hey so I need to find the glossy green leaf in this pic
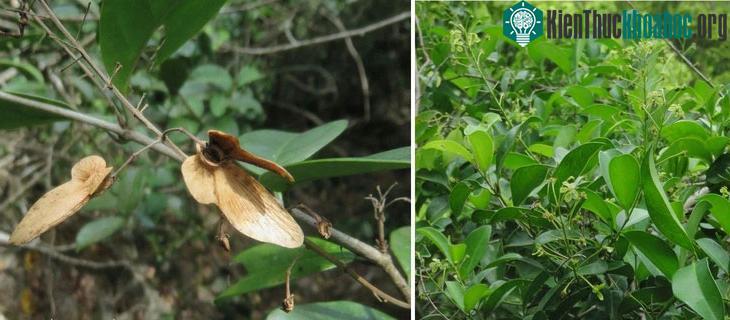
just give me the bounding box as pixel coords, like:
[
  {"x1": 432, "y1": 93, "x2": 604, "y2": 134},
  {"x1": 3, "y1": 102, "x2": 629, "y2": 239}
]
[
  {"x1": 459, "y1": 226, "x2": 491, "y2": 278},
  {"x1": 658, "y1": 137, "x2": 711, "y2": 163},
  {"x1": 641, "y1": 146, "x2": 693, "y2": 249},
  {"x1": 266, "y1": 301, "x2": 395, "y2": 320},
  {"x1": 422, "y1": 139, "x2": 474, "y2": 163},
  {"x1": 75, "y1": 217, "x2": 125, "y2": 251},
  {"x1": 661, "y1": 120, "x2": 709, "y2": 142},
  {"x1": 503, "y1": 152, "x2": 538, "y2": 170},
  {"x1": 672, "y1": 259, "x2": 725, "y2": 320},
  {"x1": 567, "y1": 86, "x2": 594, "y2": 107},
  {"x1": 389, "y1": 227, "x2": 410, "y2": 280},
  {"x1": 623, "y1": 231, "x2": 678, "y2": 278},
  {"x1": 608, "y1": 154, "x2": 640, "y2": 209},
  {"x1": 697, "y1": 194, "x2": 730, "y2": 235},
  {"x1": 510, "y1": 164, "x2": 549, "y2": 205},
  {"x1": 450, "y1": 243, "x2": 467, "y2": 264},
  {"x1": 464, "y1": 284, "x2": 490, "y2": 312},
  {"x1": 467, "y1": 130, "x2": 494, "y2": 173},
  {"x1": 417, "y1": 227, "x2": 453, "y2": 263},
  {"x1": 218, "y1": 237, "x2": 353, "y2": 300},
  {"x1": 239, "y1": 120, "x2": 348, "y2": 168},
  {"x1": 258, "y1": 147, "x2": 409, "y2": 192},
  {"x1": 99, "y1": 0, "x2": 227, "y2": 90},
  {"x1": 449, "y1": 182, "x2": 470, "y2": 217},
  {"x1": 552, "y1": 142, "x2": 605, "y2": 199},
  {"x1": 482, "y1": 280, "x2": 526, "y2": 313},
  {"x1": 445, "y1": 281, "x2": 465, "y2": 311},
  {"x1": 696, "y1": 238, "x2": 730, "y2": 273},
  {"x1": 468, "y1": 189, "x2": 492, "y2": 210}
]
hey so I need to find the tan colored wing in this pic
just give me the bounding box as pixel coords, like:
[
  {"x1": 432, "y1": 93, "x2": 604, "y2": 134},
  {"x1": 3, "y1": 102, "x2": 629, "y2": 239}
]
[
  {"x1": 213, "y1": 162, "x2": 303, "y2": 248},
  {"x1": 181, "y1": 155, "x2": 217, "y2": 204},
  {"x1": 9, "y1": 180, "x2": 90, "y2": 244}
]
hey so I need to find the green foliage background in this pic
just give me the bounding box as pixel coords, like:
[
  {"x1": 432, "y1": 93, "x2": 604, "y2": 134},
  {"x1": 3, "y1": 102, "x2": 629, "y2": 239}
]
[
  {"x1": 0, "y1": 0, "x2": 409, "y2": 318},
  {"x1": 416, "y1": 1, "x2": 730, "y2": 319}
]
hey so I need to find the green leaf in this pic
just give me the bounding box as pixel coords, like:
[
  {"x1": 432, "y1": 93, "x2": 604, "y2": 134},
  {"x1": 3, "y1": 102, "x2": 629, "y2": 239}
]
[
  {"x1": 75, "y1": 217, "x2": 125, "y2": 251},
  {"x1": 697, "y1": 238, "x2": 730, "y2": 274},
  {"x1": 0, "y1": 91, "x2": 69, "y2": 129},
  {"x1": 417, "y1": 227, "x2": 453, "y2": 263},
  {"x1": 608, "y1": 154, "x2": 640, "y2": 209},
  {"x1": 482, "y1": 280, "x2": 526, "y2": 313},
  {"x1": 551, "y1": 142, "x2": 605, "y2": 199},
  {"x1": 641, "y1": 146, "x2": 693, "y2": 250},
  {"x1": 623, "y1": 231, "x2": 679, "y2": 278},
  {"x1": 459, "y1": 226, "x2": 491, "y2": 279},
  {"x1": 464, "y1": 284, "x2": 490, "y2": 312},
  {"x1": 239, "y1": 120, "x2": 348, "y2": 167},
  {"x1": 389, "y1": 227, "x2": 410, "y2": 280},
  {"x1": 258, "y1": 147, "x2": 409, "y2": 192},
  {"x1": 467, "y1": 130, "x2": 494, "y2": 173},
  {"x1": 528, "y1": 143, "x2": 554, "y2": 158},
  {"x1": 115, "y1": 167, "x2": 148, "y2": 214},
  {"x1": 218, "y1": 237, "x2": 353, "y2": 300},
  {"x1": 450, "y1": 243, "x2": 467, "y2": 264},
  {"x1": 503, "y1": 152, "x2": 538, "y2": 170},
  {"x1": 265, "y1": 301, "x2": 395, "y2": 320},
  {"x1": 528, "y1": 41, "x2": 574, "y2": 73},
  {"x1": 510, "y1": 164, "x2": 549, "y2": 205},
  {"x1": 445, "y1": 281, "x2": 465, "y2": 311},
  {"x1": 468, "y1": 189, "x2": 492, "y2": 210},
  {"x1": 697, "y1": 194, "x2": 730, "y2": 235},
  {"x1": 237, "y1": 66, "x2": 264, "y2": 87},
  {"x1": 154, "y1": 1, "x2": 227, "y2": 64},
  {"x1": 99, "y1": 0, "x2": 227, "y2": 90},
  {"x1": 449, "y1": 182, "x2": 470, "y2": 217},
  {"x1": 658, "y1": 137, "x2": 711, "y2": 163},
  {"x1": 672, "y1": 259, "x2": 725, "y2": 320},
  {"x1": 188, "y1": 64, "x2": 233, "y2": 91},
  {"x1": 422, "y1": 139, "x2": 474, "y2": 163},
  {"x1": 661, "y1": 120, "x2": 709, "y2": 143},
  {"x1": 567, "y1": 86, "x2": 594, "y2": 107},
  {"x1": 554, "y1": 142, "x2": 604, "y2": 183}
]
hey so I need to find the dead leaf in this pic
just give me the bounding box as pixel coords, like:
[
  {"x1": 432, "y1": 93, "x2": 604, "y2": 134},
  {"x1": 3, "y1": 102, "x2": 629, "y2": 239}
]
[{"x1": 9, "y1": 155, "x2": 113, "y2": 244}]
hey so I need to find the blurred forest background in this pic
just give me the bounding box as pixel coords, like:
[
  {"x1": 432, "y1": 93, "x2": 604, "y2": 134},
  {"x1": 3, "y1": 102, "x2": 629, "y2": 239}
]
[{"x1": 0, "y1": 0, "x2": 410, "y2": 319}]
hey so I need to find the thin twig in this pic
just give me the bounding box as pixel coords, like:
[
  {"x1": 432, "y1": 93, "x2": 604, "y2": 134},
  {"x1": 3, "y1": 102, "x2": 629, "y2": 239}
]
[
  {"x1": 282, "y1": 256, "x2": 299, "y2": 312},
  {"x1": 0, "y1": 91, "x2": 182, "y2": 160},
  {"x1": 303, "y1": 238, "x2": 409, "y2": 309},
  {"x1": 325, "y1": 13, "x2": 371, "y2": 121},
  {"x1": 365, "y1": 184, "x2": 408, "y2": 254},
  {"x1": 231, "y1": 11, "x2": 409, "y2": 55},
  {"x1": 291, "y1": 207, "x2": 410, "y2": 302},
  {"x1": 35, "y1": 0, "x2": 188, "y2": 158},
  {"x1": 221, "y1": 0, "x2": 278, "y2": 14}
]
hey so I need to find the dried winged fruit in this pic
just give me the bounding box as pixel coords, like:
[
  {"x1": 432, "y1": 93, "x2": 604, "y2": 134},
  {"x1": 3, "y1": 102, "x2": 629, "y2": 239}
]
[
  {"x1": 10, "y1": 155, "x2": 113, "y2": 245},
  {"x1": 181, "y1": 130, "x2": 303, "y2": 248}
]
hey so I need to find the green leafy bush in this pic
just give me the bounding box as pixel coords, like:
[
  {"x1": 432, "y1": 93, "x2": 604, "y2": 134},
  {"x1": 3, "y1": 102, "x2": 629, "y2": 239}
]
[
  {"x1": 416, "y1": 2, "x2": 730, "y2": 319},
  {"x1": 1, "y1": 0, "x2": 409, "y2": 318}
]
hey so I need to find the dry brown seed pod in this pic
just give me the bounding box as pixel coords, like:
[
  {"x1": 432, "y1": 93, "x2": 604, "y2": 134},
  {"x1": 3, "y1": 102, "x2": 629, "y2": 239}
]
[
  {"x1": 9, "y1": 155, "x2": 113, "y2": 245},
  {"x1": 181, "y1": 130, "x2": 303, "y2": 248}
]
